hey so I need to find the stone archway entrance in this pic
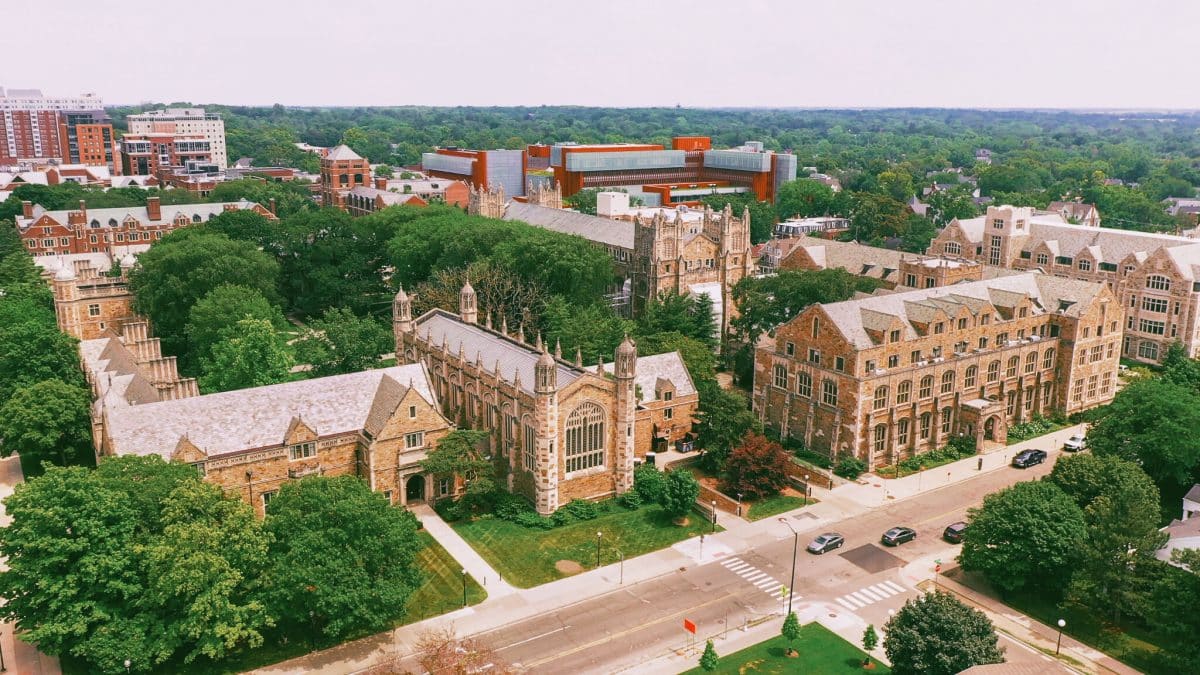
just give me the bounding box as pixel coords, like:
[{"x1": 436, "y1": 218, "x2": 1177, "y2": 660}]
[
  {"x1": 983, "y1": 416, "x2": 998, "y2": 441},
  {"x1": 405, "y1": 474, "x2": 426, "y2": 504}
]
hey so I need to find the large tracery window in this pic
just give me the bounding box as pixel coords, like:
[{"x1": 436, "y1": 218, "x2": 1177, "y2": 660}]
[{"x1": 565, "y1": 402, "x2": 606, "y2": 473}]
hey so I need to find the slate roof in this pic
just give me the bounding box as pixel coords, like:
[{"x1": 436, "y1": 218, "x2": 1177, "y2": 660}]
[
  {"x1": 16, "y1": 200, "x2": 266, "y2": 230},
  {"x1": 105, "y1": 363, "x2": 437, "y2": 460},
  {"x1": 413, "y1": 309, "x2": 584, "y2": 395},
  {"x1": 950, "y1": 213, "x2": 1200, "y2": 264},
  {"x1": 602, "y1": 351, "x2": 698, "y2": 405},
  {"x1": 348, "y1": 186, "x2": 424, "y2": 206},
  {"x1": 81, "y1": 336, "x2": 163, "y2": 412},
  {"x1": 502, "y1": 202, "x2": 635, "y2": 250},
  {"x1": 814, "y1": 272, "x2": 1105, "y2": 349},
  {"x1": 325, "y1": 144, "x2": 364, "y2": 161}
]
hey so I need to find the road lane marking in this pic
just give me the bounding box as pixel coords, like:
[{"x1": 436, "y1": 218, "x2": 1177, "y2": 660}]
[
  {"x1": 742, "y1": 571, "x2": 768, "y2": 582},
  {"x1": 867, "y1": 584, "x2": 895, "y2": 597},
  {"x1": 497, "y1": 625, "x2": 572, "y2": 652},
  {"x1": 721, "y1": 558, "x2": 741, "y2": 566},
  {"x1": 756, "y1": 580, "x2": 780, "y2": 591},
  {"x1": 882, "y1": 580, "x2": 906, "y2": 593},
  {"x1": 726, "y1": 562, "x2": 751, "y2": 572},
  {"x1": 851, "y1": 591, "x2": 874, "y2": 604}
]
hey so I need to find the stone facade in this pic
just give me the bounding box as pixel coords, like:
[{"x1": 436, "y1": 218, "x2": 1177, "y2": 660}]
[
  {"x1": 765, "y1": 234, "x2": 992, "y2": 289},
  {"x1": 42, "y1": 252, "x2": 138, "y2": 340},
  {"x1": 753, "y1": 272, "x2": 1121, "y2": 469},
  {"x1": 394, "y1": 283, "x2": 698, "y2": 514},
  {"x1": 928, "y1": 204, "x2": 1200, "y2": 363},
  {"x1": 98, "y1": 363, "x2": 453, "y2": 515}
]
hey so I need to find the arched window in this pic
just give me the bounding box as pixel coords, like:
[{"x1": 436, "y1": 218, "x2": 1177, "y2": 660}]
[
  {"x1": 822, "y1": 379, "x2": 838, "y2": 406},
  {"x1": 919, "y1": 412, "x2": 932, "y2": 439},
  {"x1": 796, "y1": 371, "x2": 812, "y2": 398},
  {"x1": 1147, "y1": 275, "x2": 1171, "y2": 291},
  {"x1": 897, "y1": 419, "x2": 910, "y2": 445},
  {"x1": 896, "y1": 380, "x2": 912, "y2": 404},
  {"x1": 919, "y1": 375, "x2": 933, "y2": 399},
  {"x1": 940, "y1": 371, "x2": 955, "y2": 393},
  {"x1": 1024, "y1": 352, "x2": 1037, "y2": 373},
  {"x1": 192, "y1": 213, "x2": 202, "y2": 223},
  {"x1": 964, "y1": 366, "x2": 978, "y2": 388},
  {"x1": 89, "y1": 219, "x2": 99, "y2": 228},
  {"x1": 873, "y1": 386, "x2": 889, "y2": 410},
  {"x1": 1006, "y1": 356, "x2": 1019, "y2": 378},
  {"x1": 873, "y1": 424, "x2": 888, "y2": 453},
  {"x1": 986, "y1": 360, "x2": 1000, "y2": 382},
  {"x1": 522, "y1": 415, "x2": 536, "y2": 472},
  {"x1": 1042, "y1": 348, "x2": 1055, "y2": 370},
  {"x1": 565, "y1": 402, "x2": 605, "y2": 473},
  {"x1": 107, "y1": 218, "x2": 118, "y2": 227}
]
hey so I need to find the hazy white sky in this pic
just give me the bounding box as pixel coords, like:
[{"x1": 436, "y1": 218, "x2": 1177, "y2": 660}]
[{"x1": 8, "y1": 0, "x2": 1200, "y2": 108}]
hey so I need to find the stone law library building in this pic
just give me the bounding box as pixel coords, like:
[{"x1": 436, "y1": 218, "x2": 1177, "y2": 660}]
[
  {"x1": 394, "y1": 283, "x2": 699, "y2": 515},
  {"x1": 753, "y1": 272, "x2": 1120, "y2": 470}
]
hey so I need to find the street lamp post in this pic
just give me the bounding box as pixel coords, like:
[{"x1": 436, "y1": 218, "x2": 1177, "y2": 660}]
[
  {"x1": 736, "y1": 492, "x2": 743, "y2": 517},
  {"x1": 711, "y1": 500, "x2": 717, "y2": 533},
  {"x1": 461, "y1": 569, "x2": 467, "y2": 607},
  {"x1": 0, "y1": 630, "x2": 7, "y2": 672},
  {"x1": 804, "y1": 473, "x2": 811, "y2": 504},
  {"x1": 596, "y1": 531, "x2": 603, "y2": 567},
  {"x1": 1055, "y1": 618, "x2": 1066, "y2": 655},
  {"x1": 124, "y1": 659, "x2": 131, "y2": 674},
  {"x1": 778, "y1": 518, "x2": 799, "y2": 615},
  {"x1": 618, "y1": 550, "x2": 624, "y2": 584}
]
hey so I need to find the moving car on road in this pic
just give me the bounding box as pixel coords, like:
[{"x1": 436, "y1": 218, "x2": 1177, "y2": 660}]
[
  {"x1": 806, "y1": 532, "x2": 845, "y2": 554},
  {"x1": 1063, "y1": 434, "x2": 1087, "y2": 452},
  {"x1": 1011, "y1": 448, "x2": 1048, "y2": 468},
  {"x1": 943, "y1": 521, "x2": 968, "y2": 543},
  {"x1": 880, "y1": 526, "x2": 916, "y2": 546}
]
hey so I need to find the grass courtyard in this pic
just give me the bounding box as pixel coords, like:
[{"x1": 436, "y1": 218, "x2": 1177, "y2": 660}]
[
  {"x1": 454, "y1": 504, "x2": 718, "y2": 587},
  {"x1": 745, "y1": 493, "x2": 811, "y2": 521},
  {"x1": 680, "y1": 622, "x2": 889, "y2": 674}
]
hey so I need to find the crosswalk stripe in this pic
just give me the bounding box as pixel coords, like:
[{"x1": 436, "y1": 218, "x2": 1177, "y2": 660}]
[
  {"x1": 836, "y1": 598, "x2": 857, "y2": 611},
  {"x1": 842, "y1": 595, "x2": 865, "y2": 609},
  {"x1": 869, "y1": 583, "x2": 897, "y2": 597},
  {"x1": 755, "y1": 579, "x2": 781, "y2": 590},
  {"x1": 742, "y1": 571, "x2": 768, "y2": 582},
  {"x1": 726, "y1": 562, "x2": 752, "y2": 573},
  {"x1": 882, "y1": 580, "x2": 906, "y2": 593},
  {"x1": 721, "y1": 558, "x2": 743, "y2": 567},
  {"x1": 858, "y1": 587, "x2": 884, "y2": 601},
  {"x1": 850, "y1": 591, "x2": 873, "y2": 604}
]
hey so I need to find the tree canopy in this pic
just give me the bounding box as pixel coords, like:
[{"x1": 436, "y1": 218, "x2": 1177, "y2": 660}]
[
  {"x1": 1087, "y1": 377, "x2": 1200, "y2": 487},
  {"x1": 198, "y1": 317, "x2": 296, "y2": 393},
  {"x1": 883, "y1": 592, "x2": 1004, "y2": 675}
]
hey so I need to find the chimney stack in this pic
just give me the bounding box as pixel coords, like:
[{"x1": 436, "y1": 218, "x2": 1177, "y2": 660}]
[
  {"x1": 268, "y1": 197, "x2": 277, "y2": 215},
  {"x1": 146, "y1": 196, "x2": 161, "y2": 221},
  {"x1": 375, "y1": 177, "x2": 387, "y2": 190},
  {"x1": 21, "y1": 200, "x2": 32, "y2": 218}
]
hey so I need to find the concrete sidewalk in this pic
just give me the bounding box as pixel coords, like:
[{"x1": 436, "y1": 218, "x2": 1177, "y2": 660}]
[{"x1": 409, "y1": 504, "x2": 517, "y2": 598}]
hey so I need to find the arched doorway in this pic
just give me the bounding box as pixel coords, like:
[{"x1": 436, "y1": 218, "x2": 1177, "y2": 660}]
[
  {"x1": 405, "y1": 475, "x2": 426, "y2": 504},
  {"x1": 983, "y1": 416, "x2": 997, "y2": 441}
]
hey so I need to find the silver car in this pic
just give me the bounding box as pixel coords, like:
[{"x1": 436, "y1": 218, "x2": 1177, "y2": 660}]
[{"x1": 807, "y1": 532, "x2": 845, "y2": 554}]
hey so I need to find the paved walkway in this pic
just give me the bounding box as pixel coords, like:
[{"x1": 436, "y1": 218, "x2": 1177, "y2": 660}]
[
  {"x1": 409, "y1": 504, "x2": 517, "y2": 598},
  {"x1": 0, "y1": 455, "x2": 62, "y2": 675}
]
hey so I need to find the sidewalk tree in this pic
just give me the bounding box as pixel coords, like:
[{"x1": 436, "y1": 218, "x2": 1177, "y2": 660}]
[
  {"x1": 419, "y1": 430, "x2": 493, "y2": 512},
  {"x1": 262, "y1": 475, "x2": 423, "y2": 643},
  {"x1": 412, "y1": 625, "x2": 515, "y2": 675},
  {"x1": 862, "y1": 624, "x2": 879, "y2": 664},
  {"x1": 658, "y1": 468, "x2": 700, "y2": 522},
  {"x1": 781, "y1": 611, "x2": 802, "y2": 657},
  {"x1": 959, "y1": 480, "x2": 1086, "y2": 595},
  {"x1": 883, "y1": 592, "x2": 1003, "y2": 675},
  {"x1": 294, "y1": 307, "x2": 392, "y2": 377},
  {"x1": 720, "y1": 432, "x2": 791, "y2": 499},
  {"x1": 700, "y1": 639, "x2": 719, "y2": 671},
  {"x1": 633, "y1": 463, "x2": 667, "y2": 503},
  {"x1": 1087, "y1": 378, "x2": 1200, "y2": 487},
  {"x1": 0, "y1": 378, "x2": 93, "y2": 468},
  {"x1": 199, "y1": 318, "x2": 295, "y2": 393}
]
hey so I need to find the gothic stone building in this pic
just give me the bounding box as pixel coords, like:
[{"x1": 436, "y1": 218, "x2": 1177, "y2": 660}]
[
  {"x1": 468, "y1": 182, "x2": 753, "y2": 335},
  {"x1": 34, "y1": 250, "x2": 140, "y2": 340},
  {"x1": 97, "y1": 363, "x2": 453, "y2": 515},
  {"x1": 753, "y1": 272, "x2": 1120, "y2": 469},
  {"x1": 394, "y1": 283, "x2": 698, "y2": 515},
  {"x1": 929, "y1": 205, "x2": 1200, "y2": 363}
]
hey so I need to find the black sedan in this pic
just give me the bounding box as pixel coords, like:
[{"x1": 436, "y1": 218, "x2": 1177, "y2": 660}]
[
  {"x1": 880, "y1": 526, "x2": 916, "y2": 547},
  {"x1": 1011, "y1": 449, "x2": 1048, "y2": 468},
  {"x1": 806, "y1": 532, "x2": 845, "y2": 554},
  {"x1": 943, "y1": 521, "x2": 968, "y2": 543}
]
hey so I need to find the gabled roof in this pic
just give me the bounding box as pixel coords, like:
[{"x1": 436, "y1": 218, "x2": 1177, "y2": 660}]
[
  {"x1": 105, "y1": 364, "x2": 439, "y2": 460},
  {"x1": 602, "y1": 351, "x2": 697, "y2": 405},
  {"x1": 16, "y1": 200, "x2": 267, "y2": 230},
  {"x1": 325, "y1": 144, "x2": 364, "y2": 161},
  {"x1": 502, "y1": 202, "x2": 635, "y2": 250}
]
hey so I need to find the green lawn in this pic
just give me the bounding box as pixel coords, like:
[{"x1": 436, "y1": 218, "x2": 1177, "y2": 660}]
[
  {"x1": 680, "y1": 622, "x2": 888, "y2": 675},
  {"x1": 62, "y1": 531, "x2": 486, "y2": 675},
  {"x1": 745, "y1": 494, "x2": 811, "y2": 521},
  {"x1": 454, "y1": 504, "x2": 719, "y2": 588}
]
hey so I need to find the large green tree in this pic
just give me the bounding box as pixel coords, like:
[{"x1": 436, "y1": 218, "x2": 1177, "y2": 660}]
[
  {"x1": 658, "y1": 468, "x2": 700, "y2": 520},
  {"x1": 0, "y1": 320, "x2": 84, "y2": 405},
  {"x1": 730, "y1": 268, "x2": 875, "y2": 344},
  {"x1": 185, "y1": 284, "x2": 288, "y2": 372},
  {"x1": 0, "y1": 379, "x2": 93, "y2": 468},
  {"x1": 419, "y1": 430, "x2": 493, "y2": 512},
  {"x1": 295, "y1": 307, "x2": 392, "y2": 377},
  {"x1": 128, "y1": 229, "x2": 281, "y2": 356},
  {"x1": 883, "y1": 592, "x2": 1004, "y2": 675},
  {"x1": 198, "y1": 318, "x2": 295, "y2": 393},
  {"x1": 637, "y1": 292, "x2": 717, "y2": 349},
  {"x1": 959, "y1": 480, "x2": 1086, "y2": 594},
  {"x1": 776, "y1": 179, "x2": 839, "y2": 220},
  {"x1": 542, "y1": 298, "x2": 634, "y2": 366},
  {"x1": 694, "y1": 383, "x2": 761, "y2": 471},
  {"x1": 262, "y1": 476, "x2": 423, "y2": 642},
  {"x1": 277, "y1": 208, "x2": 395, "y2": 318},
  {"x1": 1088, "y1": 377, "x2": 1200, "y2": 487}
]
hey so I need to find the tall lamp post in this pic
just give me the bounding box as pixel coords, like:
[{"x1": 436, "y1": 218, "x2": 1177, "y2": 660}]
[
  {"x1": 461, "y1": 569, "x2": 467, "y2": 607},
  {"x1": 1055, "y1": 618, "x2": 1066, "y2": 655},
  {"x1": 124, "y1": 659, "x2": 131, "y2": 674},
  {"x1": 778, "y1": 518, "x2": 799, "y2": 615},
  {"x1": 595, "y1": 531, "x2": 603, "y2": 567},
  {"x1": 711, "y1": 500, "x2": 717, "y2": 533},
  {"x1": 803, "y1": 473, "x2": 811, "y2": 504}
]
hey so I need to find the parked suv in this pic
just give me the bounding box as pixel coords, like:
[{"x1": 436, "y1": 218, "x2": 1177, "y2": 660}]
[
  {"x1": 1063, "y1": 435, "x2": 1087, "y2": 452},
  {"x1": 1012, "y1": 448, "x2": 1048, "y2": 468},
  {"x1": 943, "y1": 521, "x2": 968, "y2": 543}
]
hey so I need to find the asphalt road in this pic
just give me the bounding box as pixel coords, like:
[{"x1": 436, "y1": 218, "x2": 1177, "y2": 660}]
[{"x1": 478, "y1": 452, "x2": 1065, "y2": 674}]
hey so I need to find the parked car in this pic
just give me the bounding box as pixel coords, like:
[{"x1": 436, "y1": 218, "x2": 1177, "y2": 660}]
[
  {"x1": 806, "y1": 532, "x2": 845, "y2": 554},
  {"x1": 881, "y1": 526, "x2": 916, "y2": 547},
  {"x1": 1063, "y1": 435, "x2": 1087, "y2": 452},
  {"x1": 943, "y1": 521, "x2": 968, "y2": 544},
  {"x1": 1012, "y1": 449, "x2": 1048, "y2": 468}
]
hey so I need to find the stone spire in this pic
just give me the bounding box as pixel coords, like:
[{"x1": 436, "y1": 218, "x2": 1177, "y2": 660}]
[{"x1": 460, "y1": 281, "x2": 478, "y2": 324}]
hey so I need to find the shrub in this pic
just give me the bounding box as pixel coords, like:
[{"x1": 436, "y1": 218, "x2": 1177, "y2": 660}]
[
  {"x1": 1006, "y1": 415, "x2": 1061, "y2": 443},
  {"x1": 633, "y1": 463, "x2": 666, "y2": 503},
  {"x1": 550, "y1": 509, "x2": 575, "y2": 527},
  {"x1": 659, "y1": 469, "x2": 701, "y2": 519},
  {"x1": 493, "y1": 492, "x2": 533, "y2": 521},
  {"x1": 794, "y1": 447, "x2": 833, "y2": 469},
  {"x1": 720, "y1": 432, "x2": 791, "y2": 499},
  {"x1": 834, "y1": 453, "x2": 867, "y2": 480},
  {"x1": 512, "y1": 511, "x2": 554, "y2": 530},
  {"x1": 618, "y1": 490, "x2": 643, "y2": 509},
  {"x1": 563, "y1": 498, "x2": 599, "y2": 521},
  {"x1": 433, "y1": 497, "x2": 466, "y2": 522}
]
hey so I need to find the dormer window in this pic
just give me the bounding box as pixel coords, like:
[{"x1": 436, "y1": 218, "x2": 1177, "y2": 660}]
[
  {"x1": 663, "y1": 391, "x2": 673, "y2": 401},
  {"x1": 288, "y1": 442, "x2": 316, "y2": 460}
]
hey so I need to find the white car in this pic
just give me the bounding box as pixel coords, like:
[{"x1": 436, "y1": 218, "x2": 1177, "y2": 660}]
[{"x1": 1063, "y1": 434, "x2": 1087, "y2": 452}]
